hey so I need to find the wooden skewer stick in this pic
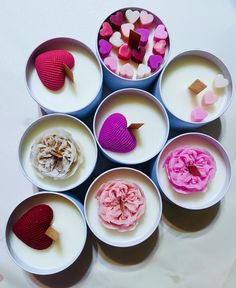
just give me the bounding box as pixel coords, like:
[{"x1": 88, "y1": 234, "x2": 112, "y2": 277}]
[
  {"x1": 127, "y1": 123, "x2": 144, "y2": 130},
  {"x1": 45, "y1": 226, "x2": 59, "y2": 241},
  {"x1": 63, "y1": 64, "x2": 74, "y2": 83}
]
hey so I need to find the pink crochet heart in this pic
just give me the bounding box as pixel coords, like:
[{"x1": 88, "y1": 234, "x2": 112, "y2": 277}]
[
  {"x1": 35, "y1": 50, "x2": 75, "y2": 91},
  {"x1": 98, "y1": 113, "x2": 136, "y2": 153}
]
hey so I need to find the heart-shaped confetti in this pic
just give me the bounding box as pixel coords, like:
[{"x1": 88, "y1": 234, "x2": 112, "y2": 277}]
[
  {"x1": 109, "y1": 11, "x2": 124, "y2": 30},
  {"x1": 201, "y1": 91, "x2": 218, "y2": 106},
  {"x1": 131, "y1": 46, "x2": 146, "y2": 64},
  {"x1": 125, "y1": 9, "x2": 140, "y2": 24},
  {"x1": 98, "y1": 113, "x2": 136, "y2": 153},
  {"x1": 118, "y1": 43, "x2": 131, "y2": 60},
  {"x1": 104, "y1": 56, "x2": 118, "y2": 73},
  {"x1": 136, "y1": 28, "x2": 150, "y2": 46},
  {"x1": 13, "y1": 204, "x2": 54, "y2": 250},
  {"x1": 99, "y1": 22, "x2": 113, "y2": 39},
  {"x1": 98, "y1": 39, "x2": 112, "y2": 58},
  {"x1": 137, "y1": 64, "x2": 151, "y2": 79},
  {"x1": 140, "y1": 10, "x2": 154, "y2": 27},
  {"x1": 154, "y1": 24, "x2": 168, "y2": 41},
  {"x1": 119, "y1": 63, "x2": 134, "y2": 79},
  {"x1": 148, "y1": 54, "x2": 163, "y2": 72},
  {"x1": 213, "y1": 74, "x2": 229, "y2": 88},
  {"x1": 109, "y1": 31, "x2": 124, "y2": 48},
  {"x1": 35, "y1": 50, "x2": 74, "y2": 91},
  {"x1": 191, "y1": 107, "x2": 208, "y2": 122},
  {"x1": 153, "y1": 39, "x2": 167, "y2": 55},
  {"x1": 121, "y1": 23, "x2": 134, "y2": 40}
]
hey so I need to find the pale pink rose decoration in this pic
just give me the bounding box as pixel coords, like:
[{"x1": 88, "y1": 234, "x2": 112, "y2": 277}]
[
  {"x1": 163, "y1": 146, "x2": 216, "y2": 194},
  {"x1": 96, "y1": 179, "x2": 146, "y2": 232}
]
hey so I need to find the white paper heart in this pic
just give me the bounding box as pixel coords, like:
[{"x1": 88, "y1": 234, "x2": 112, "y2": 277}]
[
  {"x1": 214, "y1": 74, "x2": 229, "y2": 88},
  {"x1": 109, "y1": 32, "x2": 124, "y2": 48},
  {"x1": 125, "y1": 9, "x2": 140, "y2": 24},
  {"x1": 137, "y1": 64, "x2": 151, "y2": 79}
]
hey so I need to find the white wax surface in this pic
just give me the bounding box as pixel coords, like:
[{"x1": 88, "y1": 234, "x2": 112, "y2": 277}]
[
  {"x1": 20, "y1": 116, "x2": 97, "y2": 191},
  {"x1": 95, "y1": 91, "x2": 168, "y2": 164},
  {"x1": 100, "y1": 13, "x2": 169, "y2": 79},
  {"x1": 157, "y1": 135, "x2": 228, "y2": 209},
  {"x1": 85, "y1": 169, "x2": 161, "y2": 246},
  {"x1": 9, "y1": 194, "x2": 86, "y2": 271},
  {"x1": 29, "y1": 43, "x2": 101, "y2": 113},
  {"x1": 161, "y1": 55, "x2": 228, "y2": 122}
]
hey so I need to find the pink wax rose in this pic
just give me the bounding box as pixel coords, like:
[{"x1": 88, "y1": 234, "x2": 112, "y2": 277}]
[
  {"x1": 96, "y1": 179, "x2": 146, "y2": 232},
  {"x1": 163, "y1": 146, "x2": 216, "y2": 194}
]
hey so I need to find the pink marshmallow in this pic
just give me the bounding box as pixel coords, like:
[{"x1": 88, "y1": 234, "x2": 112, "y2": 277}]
[{"x1": 191, "y1": 107, "x2": 208, "y2": 122}]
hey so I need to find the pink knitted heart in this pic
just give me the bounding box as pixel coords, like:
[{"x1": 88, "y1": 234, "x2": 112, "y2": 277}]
[
  {"x1": 35, "y1": 50, "x2": 75, "y2": 91},
  {"x1": 98, "y1": 113, "x2": 136, "y2": 153}
]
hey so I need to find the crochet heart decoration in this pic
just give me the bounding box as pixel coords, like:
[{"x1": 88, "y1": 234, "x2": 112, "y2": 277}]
[
  {"x1": 13, "y1": 204, "x2": 54, "y2": 250},
  {"x1": 35, "y1": 50, "x2": 74, "y2": 91},
  {"x1": 98, "y1": 113, "x2": 137, "y2": 153}
]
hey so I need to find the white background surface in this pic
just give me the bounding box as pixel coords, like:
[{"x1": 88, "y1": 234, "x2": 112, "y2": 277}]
[{"x1": 0, "y1": 0, "x2": 236, "y2": 287}]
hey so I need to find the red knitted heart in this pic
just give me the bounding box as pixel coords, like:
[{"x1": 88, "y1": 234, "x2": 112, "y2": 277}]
[
  {"x1": 35, "y1": 50, "x2": 75, "y2": 91},
  {"x1": 13, "y1": 204, "x2": 54, "y2": 250},
  {"x1": 98, "y1": 113, "x2": 136, "y2": 153}
]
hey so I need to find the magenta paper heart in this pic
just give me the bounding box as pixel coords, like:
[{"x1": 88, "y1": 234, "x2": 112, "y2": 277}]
[
  {"x1": 98, "y1": 113, "x2": 136, "y2": 153},
  {"x1": 35, "y1": 50, "x2": 74, "y2": 91},
  {"x1": 98, "y1": 39, "x2": 112, "y2": 58},
  {"x1": 131, "y1": 46, "x2": 146, "y2": 64},
  {"x1": 136, "y1": 28, "x2": 150, "y2": 46},
  {"x1": 109, "y1": 11, "x2": 124, "y2": 30},
  {"x1": 148, "y1": 54, "x2": 163, "y2": 72}
]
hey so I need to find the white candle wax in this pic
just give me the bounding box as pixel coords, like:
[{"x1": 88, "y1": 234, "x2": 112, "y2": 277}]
[
  {"x1": 157, "y1": 134, "x2": 230, "y2": 209},
  {"x1": 85, "y1": 168, "x2": 162, "y2": 247},
  {"x1": 161, "y1": 55, "x2": 228, "y2": 123},
  {"x1": 8, "y1": 193, "x2": 86, "y2": 273},
  {"x1": 94, "y1": 90, "x2": 169, "y2": 164},
  {"x1": 28, "y1": 41, "x2": 102, "y2": 114},
  {"x1": 19, "y1": 115, "x2": 97, "y2": 191}
]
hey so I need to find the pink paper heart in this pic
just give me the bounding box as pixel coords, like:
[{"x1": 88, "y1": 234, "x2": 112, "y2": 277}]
[
  {"x1": 118, "y1": 43, "x2": 131, "y2": 60},
  {"x1": 121, "y1": 23, "x2": 134, "y2": 40},
  {"x1": 98, "y1": 113, "x2": 136, "y2": 153},
  {"x1": 104, "y1": 56, "x2": 118, "y2": 73},
  {"x1": 35, "y1": 50, "x2": 74, "y2": 91},
  {"x1": 147, "y1": 54, "x2": 163, "y2": 72},
  {"x1": 140, "y1": 10, "x2": 154, "y2": 27},
  {"x1": 98, "y1": 39, "x2": 112, "y2": 58},
  {"x1": 109, "y1": 11, "x2": 124, "y2": 30},
  {"x1": 131, "y1": 46, "x2": 146, "y2": 64},
  {"x1": 191, "y1": 107, "x2": 208, "y2": 122},
  {"x1": 154, "y1": 24, "x2": 168, "y2": 41},
  {"x1": 153, "y1": 40, "x2": 167, "y2": 55},
  {"x1": 119, "y1": 63, "x2": 134, "y2": 79},
  {"x1": 99, "y1": 22, "x2": 113, "y2": 39},
  {"x1": 136, "y1": 28, "x2": 150, "y2": 46}
]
